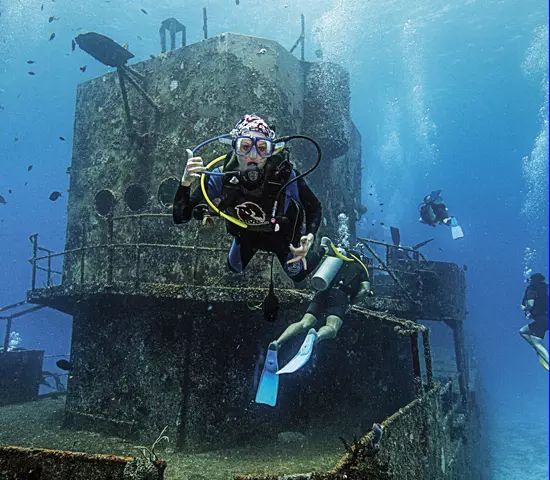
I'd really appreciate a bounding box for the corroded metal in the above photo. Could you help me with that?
[0,445,165,480]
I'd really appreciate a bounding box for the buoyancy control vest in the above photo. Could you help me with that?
[218,150,304,238]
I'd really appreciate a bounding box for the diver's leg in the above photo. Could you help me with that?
[530,336,549,367]
[227,236,257,273]
[317,315,344,342]
[317,288,347,343]
[519,323,549,368]
[275,291,324,347]
[276,313,318,347]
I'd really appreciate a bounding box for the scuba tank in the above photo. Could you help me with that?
[311,255,344,291]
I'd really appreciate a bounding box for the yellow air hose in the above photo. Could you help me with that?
[329,241,370,279]
[200,155,248,229]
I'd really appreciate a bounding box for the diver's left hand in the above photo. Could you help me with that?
[287,233,314,270]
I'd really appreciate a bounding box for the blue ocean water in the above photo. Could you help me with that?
[0,0,547,478]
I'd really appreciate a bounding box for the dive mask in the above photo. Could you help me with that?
[234,136,275,158]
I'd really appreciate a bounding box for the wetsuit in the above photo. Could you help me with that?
[420,202,449,226]
[522,281,549,339]
[173,153,322,282]
[307,253,370,319]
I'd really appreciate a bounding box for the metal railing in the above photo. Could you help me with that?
[157,11,308,61]
[289,14,306,61]
[28,213,230,292]
[28,215,435,304]
[357,236,429,306]
[1,301,46,353]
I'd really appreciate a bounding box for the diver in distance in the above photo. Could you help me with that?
[519,272,549,370]
[418,190,464,240]
[173,114,324,283]
[255,237,372,407]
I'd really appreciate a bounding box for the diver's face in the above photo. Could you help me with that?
[236,132,270,170]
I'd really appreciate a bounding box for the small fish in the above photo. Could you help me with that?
[14,137,19,142]
[24,182,28,186]
[8,190,12,194]
[463,265,468,271]
[59,136,65,141]
[41,3,44,10]
[380,222,385,226]
[438,248,444,251]
[28,71,36,76]
[27,165,33,171]
[48,16,58,23]
[26,60,36,64]
[71,39,76,51]
[56,359,72,371]
[379,203,384,206]
[79,65,87,72]
[0,196,6,205]
[141,8,148,14]
[49,191,62,201]
[137,35,142,40]
[49,33,56,41]
[368,193,373,196]
[236,0,240,4]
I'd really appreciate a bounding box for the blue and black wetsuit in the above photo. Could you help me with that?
[173,152,323,282]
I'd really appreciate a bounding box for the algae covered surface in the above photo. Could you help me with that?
[0,396,343,479]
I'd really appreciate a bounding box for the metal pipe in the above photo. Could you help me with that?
[117,68,133,132]
[170,23,176,51]
[80,224,86,286]
[422,328,434,389]
[203,8,208,39]
[4,305,45,321]
[300,14,305,61]
[361,241,419,305]
[32,243,228,262]
[107,215,114,286]
[357,236,428,261]
[0,300,27,314]
[452,319,469,404]
[29,234,38,290]
[36,266,62,275]
[121,67,160,113]
[135,215,143,287]
[411,332,422,397]
[3,318,12,353]
[47,253,52,287]
[160,25,167,53]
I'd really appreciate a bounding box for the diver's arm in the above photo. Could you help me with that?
[297,178,322,235]
[172,185,201,224]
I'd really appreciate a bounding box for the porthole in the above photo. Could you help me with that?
[158,177,180,208]
[124,184,148,212]
[94,189,115,217]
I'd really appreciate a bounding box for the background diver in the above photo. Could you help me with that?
[173,114,323,283]
[418,190,464,240]
[519,272,549,370]
[255,237,372,406]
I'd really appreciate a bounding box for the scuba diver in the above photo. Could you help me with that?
[519,272,549,370]
[173,114,324,283]
[418,190,464,240]
[255,237,372,406]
